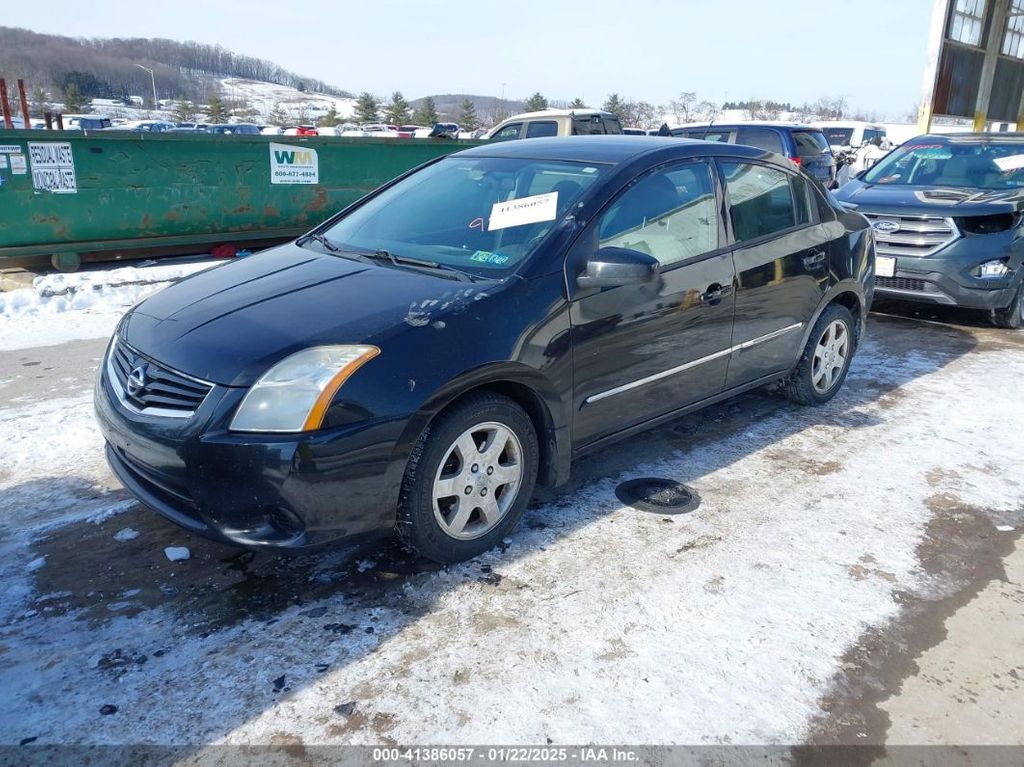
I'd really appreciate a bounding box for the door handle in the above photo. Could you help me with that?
[803,250,827,269]
[699,283,732,305]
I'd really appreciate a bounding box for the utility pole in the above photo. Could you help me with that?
[135,64,157,110]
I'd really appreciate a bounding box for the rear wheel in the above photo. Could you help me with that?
[783,304,856,406]
[397,392,539,563]
[992,281,1023,329]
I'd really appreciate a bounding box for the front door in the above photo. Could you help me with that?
[718,161,832,387]
[568,160,737,448]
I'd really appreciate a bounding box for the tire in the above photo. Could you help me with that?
[396,392,539,563]
[783,304,857,406]
[992,281,1024,329]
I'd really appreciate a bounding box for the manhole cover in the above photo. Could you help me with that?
[615,478,700,515]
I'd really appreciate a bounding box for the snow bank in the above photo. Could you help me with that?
[0,259,220,352]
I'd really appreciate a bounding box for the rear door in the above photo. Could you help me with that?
[568,160,736,446]
[793,129,836,187]
[719,160,832,387]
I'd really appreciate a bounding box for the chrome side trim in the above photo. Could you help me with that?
[584,322,803,405]
[105,343,198,419]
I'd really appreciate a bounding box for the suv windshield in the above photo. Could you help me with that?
[821,128,855,147]
[863,140,1024,189]
[317,156,606,276]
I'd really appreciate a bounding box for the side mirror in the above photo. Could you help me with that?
[577,247,660,289]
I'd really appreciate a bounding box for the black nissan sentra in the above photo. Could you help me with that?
[96,137,873,562]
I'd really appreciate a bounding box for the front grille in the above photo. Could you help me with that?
[109,339,212,417]
[875,276,930,292]
[863,213,959,258]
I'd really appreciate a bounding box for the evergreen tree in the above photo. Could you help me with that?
[354,92,381,123]
[318,105,340,127]
[458,98,479,131]
[569,97,587,109]
[29,86,51,118]
[173,100,198,123]
[384,91,411,124]
[602,93,627,121]
[207,94,228,122]
[523,92,548,112]
[62,82,86,113]
[413,96,439,126]
[268,103,288,125]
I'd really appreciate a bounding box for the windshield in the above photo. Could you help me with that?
[863,140,1024,189]
[317,156,606,276]
[822,128,855,147]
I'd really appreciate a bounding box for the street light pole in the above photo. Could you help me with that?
[135,64,157,110]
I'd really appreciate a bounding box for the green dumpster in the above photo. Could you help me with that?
[0,130,481,270]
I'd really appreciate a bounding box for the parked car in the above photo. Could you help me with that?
[672,123,838,189]
[111,120,176,133]
[485,109,623,141]
[95,136,872,562]
[622,128,648,136]
[206,123,261,135]
[815,121,890,185]
[397,124,425,138]
[834,133,1024,328]
[60,114,113,130]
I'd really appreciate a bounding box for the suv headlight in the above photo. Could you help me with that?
[230,345,380,433]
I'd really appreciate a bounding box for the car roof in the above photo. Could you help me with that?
[914,132,1024,144]
[501,109,614,121]
[679,122,821,131]
[455,135,767,164]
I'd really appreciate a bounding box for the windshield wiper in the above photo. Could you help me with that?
[364,250,481,282]
[301,232,345,254]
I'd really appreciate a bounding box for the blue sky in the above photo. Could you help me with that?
[7,0,936,118]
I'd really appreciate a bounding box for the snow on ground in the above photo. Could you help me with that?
[0,314,1021,746]
[220,78,356,122]
[0,258,220,352]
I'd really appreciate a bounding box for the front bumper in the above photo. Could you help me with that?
[94,355,404,550]
[873,235,1022,311]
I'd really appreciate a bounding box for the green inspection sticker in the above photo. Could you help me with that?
[469,251,511,265]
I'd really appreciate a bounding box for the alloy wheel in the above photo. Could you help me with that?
[811,320,850,394]
[432,421,523,540]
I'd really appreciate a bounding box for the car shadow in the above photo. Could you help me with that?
[7,313,982,747]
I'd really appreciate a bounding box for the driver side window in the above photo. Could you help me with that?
[597,163,719,267]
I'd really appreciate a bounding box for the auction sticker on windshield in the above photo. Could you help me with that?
[28,142,76,194]
[489,192,558,231]
[269,143,319,185]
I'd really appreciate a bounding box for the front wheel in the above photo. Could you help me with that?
[783,304,856,406]
[397,392,539,563]
[992,281,1023,329]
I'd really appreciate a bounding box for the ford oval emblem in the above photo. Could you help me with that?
[873,220,901,234]
[127,364,148,397]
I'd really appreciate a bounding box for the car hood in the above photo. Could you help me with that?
[836,180,1024,217]
[121,243,494,386]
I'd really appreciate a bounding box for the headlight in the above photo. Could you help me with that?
[230,345,380,433]
[972,259,1010,279]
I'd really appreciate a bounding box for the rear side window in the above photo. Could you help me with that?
[791,175,813,225]
[721,162,797,242]
[793,130,831,158]
[491,123,523,141]
[525,121,558,139]
[736,127,784,154]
